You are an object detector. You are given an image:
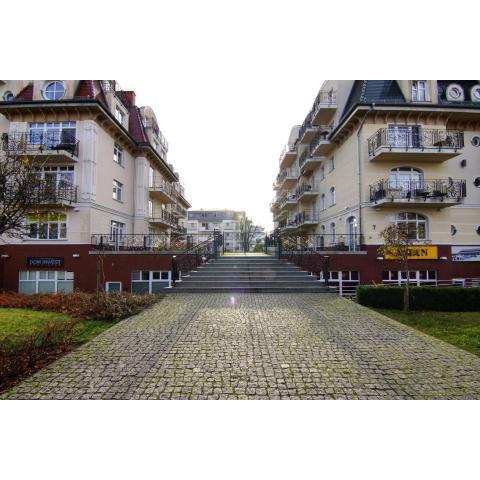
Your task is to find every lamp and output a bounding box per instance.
[72,254,80,258]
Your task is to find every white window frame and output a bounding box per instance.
[382,270,437,286]
[320,194,326,211]
[113,143,124,166]
[113,179,123,202]
[328,157,335,172]
[320,165,325,180]
[395,212,428,241]
[131,270,171,293]
[19,270,74,294]
[3,90,14,101]
[106,281,122,293]
[29,121,76,148]
[322,270,360,296]
[43,81,66,100]
[28,211,68,240]
[412,81,429,102]
[115,106,125,125]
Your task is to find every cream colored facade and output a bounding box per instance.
[0,80,190,247]
[272,80,480,249]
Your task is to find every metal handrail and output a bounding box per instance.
[370,178,467,202]
[309,126,334,152]
[367,128,464,156]
[3,131,79,157]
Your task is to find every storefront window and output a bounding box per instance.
[19,271,74,294]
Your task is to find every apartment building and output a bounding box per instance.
[0,80,191,293]
[187,210,246,252]
[271,80,480,290]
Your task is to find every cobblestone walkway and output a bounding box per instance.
[3,294,480,399]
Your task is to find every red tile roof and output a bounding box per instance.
[128,105,148,143]
[14,84,33,101]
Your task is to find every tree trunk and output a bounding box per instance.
[403,280,410,312]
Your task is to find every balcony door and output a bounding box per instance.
[387,125,420,148]
[389,167,423,192]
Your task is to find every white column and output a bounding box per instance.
[133,156,149,234]
[80,120,97,202]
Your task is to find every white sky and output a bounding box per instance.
[10,0,479,232]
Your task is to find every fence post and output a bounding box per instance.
[172,256,177,286]
[277,234,282,259]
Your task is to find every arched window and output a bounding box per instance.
[28,211,67,239]
[395,212,427,240]
[330,186,336,206]
[2,90,14,101]
[43,81,66,100]
[320,165,325,180]
[320,193,326,210]
[330,222,336,243]
[347,216,358,250]
[389,167,423,189]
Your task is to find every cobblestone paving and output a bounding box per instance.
[3,294,480,399]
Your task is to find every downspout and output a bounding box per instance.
[355,103,374,243]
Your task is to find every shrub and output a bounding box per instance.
[357,286,404,309]
[356,285,480,311]
[0,319,77,392]
[0,291,160,321]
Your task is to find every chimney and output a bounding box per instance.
[121,90,136,106]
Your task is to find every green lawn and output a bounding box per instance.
[0,308,117,345]
[374,309,480,357]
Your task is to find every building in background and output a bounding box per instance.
[0,80,191,293]
[271,80,480,291]
[187,210,246,252]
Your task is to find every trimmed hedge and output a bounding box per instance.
[357,286,480,311]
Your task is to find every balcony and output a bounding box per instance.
[296,182,319,201]
[3,131,79,161]
[149,209,179,228]
[298,148,323,173]
[370,178,466,207]
[279,191,298,209]
[14,180,78,208]
[171,204,187,218]
[311,90,337,125]
[280,211,318,230]
[309,126,334,157]
[367,128,464,162]
[276,167,299,189]
[279,144,297,169]
[149,178,176,203]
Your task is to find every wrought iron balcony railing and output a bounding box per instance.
[276,233,364,253]
[149,178,175,197]
[367,128,464,157]
[276,167,299,185]
[278,144,297,165]
[312,90,337,113]
[149,209,178,227]
[3,131,79,157]
[309,125,334,150]
[370,178,466,203]
[296,182,318,198]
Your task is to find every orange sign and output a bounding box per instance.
[384,246,438,260]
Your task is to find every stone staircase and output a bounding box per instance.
[170,255,330,293]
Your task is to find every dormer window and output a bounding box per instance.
[412,81,429,101]
[115,106,125,126]
[43,81,65,100]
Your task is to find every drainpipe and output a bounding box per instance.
[356,103,374,244]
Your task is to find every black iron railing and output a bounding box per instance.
[172,231,222,285]
[367,128,464,157]
[309,125,334,151]
[149,209,178,227]
[1,179,78,205]
[312,90,337,113]
[91,233,215,252]
[267,232,365,253]
[370,178,467,202]
[3,131,79,157]
[149,178,175,198]
[296,181,318,198]
[278,144,297,165]
[276,167,299,185]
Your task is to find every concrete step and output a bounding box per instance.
[185,273,311,279]
[170,286,331,293]
[176,280,321,287]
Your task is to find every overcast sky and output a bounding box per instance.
[13,0,477,232]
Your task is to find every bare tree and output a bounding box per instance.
[239,218,261,253]
[378,224,428,312]
[0,133,46,238]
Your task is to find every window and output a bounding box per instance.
[412,81,429,101]
[2,91,14,101]
[115,106,125,125]
[387,125,420,148]
[330,187,336,206]
[106,281,122,293]
[395,212,427,240]
[29,122,76,148]
[19,271,74,294]
[329,222,336,243]
[382,270,436,286]
[43,81,65,100]
[320,165,325,180]
[389,166,423,188]
[113,179,123,201]
[131,270,171,293]
[321,271,360,296]
[148,200,153,217]
[28,212,67,240]
[113,143,123,166]
[320,193,326,211]
[328,157,335,172]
